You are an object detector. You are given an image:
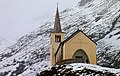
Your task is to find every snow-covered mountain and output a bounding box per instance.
[0,0,120,76]
[0,37,10,51]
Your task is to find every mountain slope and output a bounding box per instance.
[38,63,120,76]
[0,37,10,52]
[0,0,120,76]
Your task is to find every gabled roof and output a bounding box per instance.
[63,29,97,45]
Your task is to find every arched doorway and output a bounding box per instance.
[72,49,90,63]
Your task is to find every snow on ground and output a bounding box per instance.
[39,63,120,76]
[65,63,120,74]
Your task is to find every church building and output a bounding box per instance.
[50,7,96,66]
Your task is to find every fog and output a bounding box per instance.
[0,0,79,44]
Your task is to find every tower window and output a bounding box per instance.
[55,35,61,42]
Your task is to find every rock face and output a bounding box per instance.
[0,0,120,76]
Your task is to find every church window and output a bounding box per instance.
[55,35,61,42]
[73,49,90,63]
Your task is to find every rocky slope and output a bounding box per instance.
[0,0,120,76]
[38,63,120,76]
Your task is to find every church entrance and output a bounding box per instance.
[72,49,89,63]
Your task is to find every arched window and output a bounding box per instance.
[72,49,89,63]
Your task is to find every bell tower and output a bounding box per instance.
[50,6,64,66]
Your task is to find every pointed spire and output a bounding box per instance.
[53,5,62,32]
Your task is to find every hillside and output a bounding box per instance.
[0,37,10,52]
[0,0,120,76]
[38,63,120,76]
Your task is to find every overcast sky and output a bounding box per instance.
[0,0,79,44]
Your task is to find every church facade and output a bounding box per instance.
[50,7,96,66]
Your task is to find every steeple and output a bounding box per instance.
[53,6,62,32]
[50,5,65,66]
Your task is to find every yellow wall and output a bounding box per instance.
[50,32,64,66]
[63,32,96,64]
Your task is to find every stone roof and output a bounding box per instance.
[53,6,62,33]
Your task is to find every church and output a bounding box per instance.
[50,7,96,66]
